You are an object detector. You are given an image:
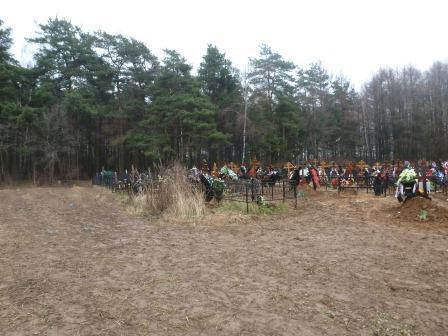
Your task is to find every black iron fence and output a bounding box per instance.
[92,173,117,188]
[93,171,447,213]
[335,175,448,197]
[337,176,394,196]
[223,179,298,212]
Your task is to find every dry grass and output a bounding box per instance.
[127,163,206,219]
[2,187,448,335]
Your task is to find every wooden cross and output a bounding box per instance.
[283,162,295,173]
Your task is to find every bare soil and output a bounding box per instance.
[387,196,448,226]
[1,185,448,335]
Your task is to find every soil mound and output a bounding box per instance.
[391,197,448,225]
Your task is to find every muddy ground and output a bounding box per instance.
[1,184,447,335]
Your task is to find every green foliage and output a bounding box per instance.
[249,44,296,103]
[28,18,99,93]
[197,45,242,161]
[129,49,227,164]
[245,45,298,162]
[418,210,428,221]
[218,200,288,215]
[0,19,14,64]
[1,16,448,183]
[198,45,240,106]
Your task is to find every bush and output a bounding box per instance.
[128,163,206,219]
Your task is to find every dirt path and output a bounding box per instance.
[1,186,447,335]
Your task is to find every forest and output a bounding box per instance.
[1,17,448,182]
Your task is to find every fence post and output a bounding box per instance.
[251,179,255,201]
[245,182,249,213]
[282,180,285,202]
[294,183,297,209]
[338,177,341,196]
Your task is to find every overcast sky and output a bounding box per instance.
[2,0,447,88]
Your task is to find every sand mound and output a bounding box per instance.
[391,197,448,225]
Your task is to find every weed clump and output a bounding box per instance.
[128,163,205,219]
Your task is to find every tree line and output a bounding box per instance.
[1,18,447,182]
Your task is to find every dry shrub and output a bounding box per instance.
[131,163,205,219]
[126,194,148,216]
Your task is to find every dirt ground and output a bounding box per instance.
[1,184,448,336]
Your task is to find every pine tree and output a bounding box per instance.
[198,45,242,161]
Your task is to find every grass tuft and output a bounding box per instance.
[127,163,206,219]
[218,200,288,215]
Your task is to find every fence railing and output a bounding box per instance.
[335,175,448,197]
[223,179,298,212]
[93,173,447,213]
